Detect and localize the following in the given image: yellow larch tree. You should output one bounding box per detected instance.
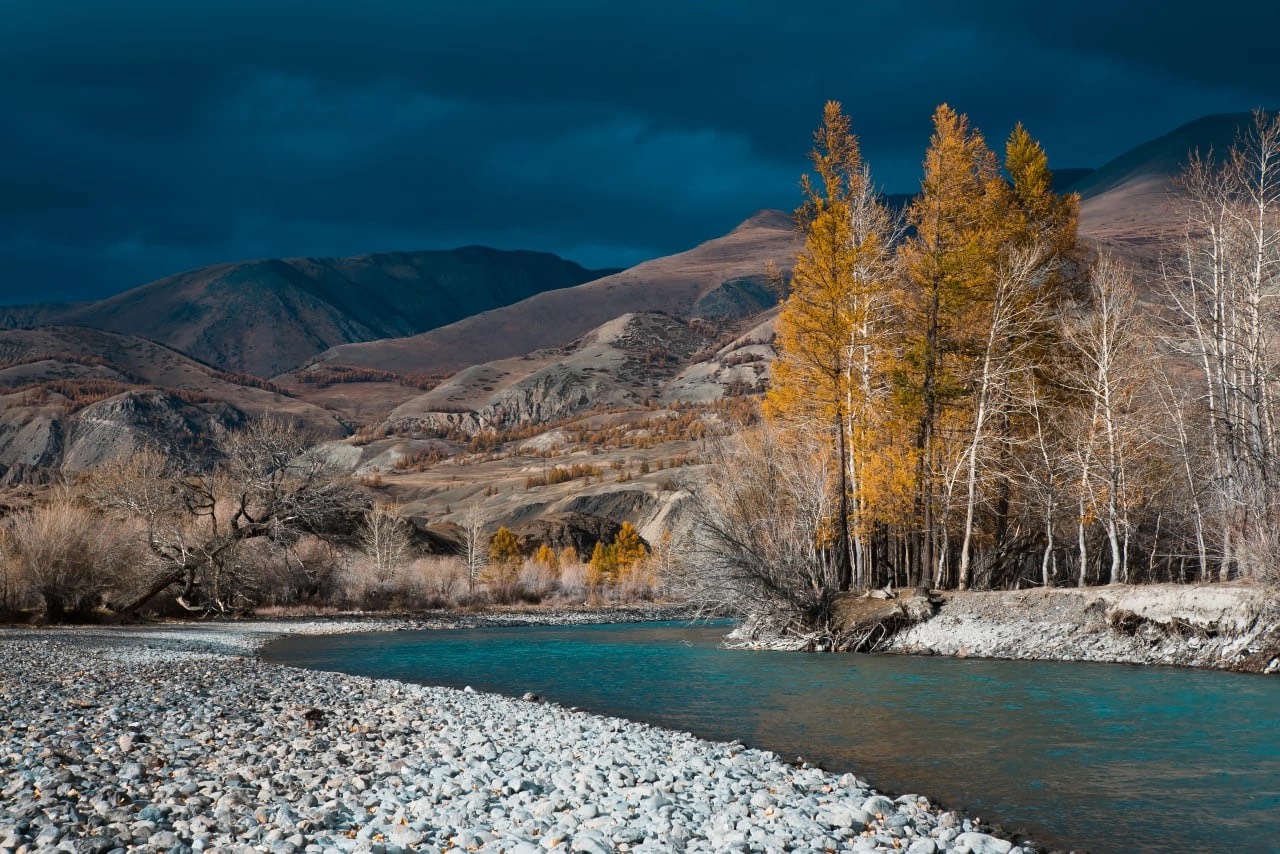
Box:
[986,123,1084,563]
[486,526,521,590]
[765,100,898,590]
[897,104,1010,588]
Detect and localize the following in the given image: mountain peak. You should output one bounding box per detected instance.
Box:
[30,247,612,377]
[1073,110,1278,200]
[733,209,793,233]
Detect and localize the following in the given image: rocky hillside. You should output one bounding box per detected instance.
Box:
[346,307,773,439]
[7,248,613,377]
[0,326,345,483]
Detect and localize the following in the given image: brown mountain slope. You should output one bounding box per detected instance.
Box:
[36,248,613,377]
[0,326,346,482]
[306,210,795,377]
[375,309,777,436]
[1078,112,1270,259]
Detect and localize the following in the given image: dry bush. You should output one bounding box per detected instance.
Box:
[556,559,590,601]
[404,556,465,608]
[615,559,663,601]
[252,536,344,607]
[676,425,842,639]
[339,554,391,609]
[1,491,143,621]
[338,553,468,611]
[1233,521,1280,584]
[393,447,447,471]
[0,535,39,619]
[518,558,559,600]
[253,604,344,618]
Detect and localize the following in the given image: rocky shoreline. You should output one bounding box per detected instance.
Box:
[1,610,1044,854]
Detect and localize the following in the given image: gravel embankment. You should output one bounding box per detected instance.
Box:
[884,584,1280,672]
[0,615,1036,854]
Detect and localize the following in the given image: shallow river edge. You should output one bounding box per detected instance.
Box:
[0,606,1075,854]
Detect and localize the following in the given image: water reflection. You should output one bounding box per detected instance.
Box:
[265,622,1280,852]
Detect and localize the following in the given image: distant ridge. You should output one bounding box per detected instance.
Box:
[9,248,615,377]
[309,209,798,376]
[1077,111,1279,257]
[1074,111,1274,200]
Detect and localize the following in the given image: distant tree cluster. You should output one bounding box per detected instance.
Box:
[687,104,1280,638]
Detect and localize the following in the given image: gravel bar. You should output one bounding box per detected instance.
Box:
[0,613,1040,854]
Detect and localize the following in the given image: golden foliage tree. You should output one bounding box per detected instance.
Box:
[487,526,521,589]
[587,540,616,589]
[896,104,1011,586]
[534,543,560,575]
[766,100,898,590]
[753,103,1085,598]
[612,522,647,576]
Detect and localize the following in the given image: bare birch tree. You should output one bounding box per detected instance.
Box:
[359,502,415,589]
[460,501,488,595]
[1065,256,1150,584]
[955,244,1051,589]
[1164,110,1280,579]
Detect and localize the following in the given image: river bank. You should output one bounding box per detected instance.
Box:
[724,582,1280,672]
[0,615,1045,854]
[883,583,1280,673]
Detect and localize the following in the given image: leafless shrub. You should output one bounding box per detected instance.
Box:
[1,490,143,621]
[338,555,389,609]
[1232,520,1280,585]
[556,559,589,601]
[404,556,465,608]
[674,424,841,641]
[251,536,345,607]
[518,558,559,600]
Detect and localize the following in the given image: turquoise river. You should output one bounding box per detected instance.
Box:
[264,621,1280,852]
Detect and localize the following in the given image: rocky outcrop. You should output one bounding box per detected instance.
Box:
[507,512,628,561]
[384,312,718,436]
[691,275,776,321]
[62,391,241,470]
[0,411,64,472]
[0,390,245,484]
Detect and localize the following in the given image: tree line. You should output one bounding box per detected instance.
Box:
[685,103,1280,638]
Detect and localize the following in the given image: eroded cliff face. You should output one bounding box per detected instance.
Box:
[0,391,242,484]
[885,584,1280,672]
[381,311,774,437]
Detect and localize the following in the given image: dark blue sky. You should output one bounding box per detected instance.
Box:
[2,1,1278,303]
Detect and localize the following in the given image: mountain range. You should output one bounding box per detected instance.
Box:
[0,111,1264,502]
[3,248,615,378]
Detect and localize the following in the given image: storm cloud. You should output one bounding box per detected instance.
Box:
[2,1,1277,302]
